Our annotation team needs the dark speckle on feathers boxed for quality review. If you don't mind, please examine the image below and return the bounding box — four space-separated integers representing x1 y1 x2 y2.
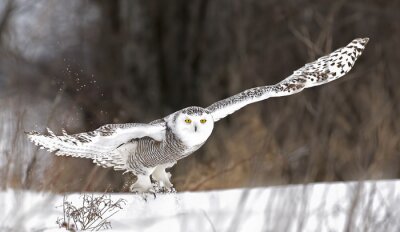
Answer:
206 38 368 120
26 38 369 176
181 106 210 116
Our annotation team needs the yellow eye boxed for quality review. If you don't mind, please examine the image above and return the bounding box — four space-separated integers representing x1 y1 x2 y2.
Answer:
200 119 207 124
185 119 192 124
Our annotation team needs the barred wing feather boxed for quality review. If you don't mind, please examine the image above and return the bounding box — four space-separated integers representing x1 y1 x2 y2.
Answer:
207 38 369 122
27 123 166 159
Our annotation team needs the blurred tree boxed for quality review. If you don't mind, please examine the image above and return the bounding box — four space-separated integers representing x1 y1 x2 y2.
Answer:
1 0 399 192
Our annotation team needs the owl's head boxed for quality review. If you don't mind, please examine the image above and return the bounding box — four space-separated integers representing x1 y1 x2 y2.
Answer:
169 106 214 147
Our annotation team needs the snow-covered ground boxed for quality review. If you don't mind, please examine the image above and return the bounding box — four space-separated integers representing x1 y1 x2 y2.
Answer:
1 180 400 232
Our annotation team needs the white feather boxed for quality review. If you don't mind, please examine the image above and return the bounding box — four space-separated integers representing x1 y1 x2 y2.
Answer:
207 38 369 122
27 123 166 159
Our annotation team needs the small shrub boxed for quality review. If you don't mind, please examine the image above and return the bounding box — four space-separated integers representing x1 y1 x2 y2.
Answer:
56 193 126 231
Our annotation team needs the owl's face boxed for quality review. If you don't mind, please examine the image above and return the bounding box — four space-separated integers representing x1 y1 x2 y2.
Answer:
171 107 214 147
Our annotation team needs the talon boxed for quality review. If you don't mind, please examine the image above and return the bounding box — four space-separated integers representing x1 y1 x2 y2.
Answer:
170 187 176 193
130 186 155 194
157 186 176 194
142 194 148 202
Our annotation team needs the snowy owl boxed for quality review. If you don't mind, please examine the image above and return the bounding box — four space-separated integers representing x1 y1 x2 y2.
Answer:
27 38 369 193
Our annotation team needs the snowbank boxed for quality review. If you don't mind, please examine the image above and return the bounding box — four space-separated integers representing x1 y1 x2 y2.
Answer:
1 180 400 231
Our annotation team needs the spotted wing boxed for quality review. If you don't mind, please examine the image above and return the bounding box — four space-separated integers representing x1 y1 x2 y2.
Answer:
207 38 369 122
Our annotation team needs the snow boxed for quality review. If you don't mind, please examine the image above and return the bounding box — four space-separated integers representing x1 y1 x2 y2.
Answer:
1 180 400 232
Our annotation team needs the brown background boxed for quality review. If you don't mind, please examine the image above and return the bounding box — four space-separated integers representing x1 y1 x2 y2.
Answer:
0 0 399 192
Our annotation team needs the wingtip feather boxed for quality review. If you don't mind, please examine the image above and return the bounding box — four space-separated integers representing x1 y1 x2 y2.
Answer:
351 37 370 50
354 37 369 43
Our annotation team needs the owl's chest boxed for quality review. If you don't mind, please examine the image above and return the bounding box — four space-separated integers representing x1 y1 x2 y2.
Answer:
133 135 189 163
160 132 193 159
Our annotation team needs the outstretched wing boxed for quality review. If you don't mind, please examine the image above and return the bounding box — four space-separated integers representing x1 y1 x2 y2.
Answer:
27 122 166 159
207 38 369 122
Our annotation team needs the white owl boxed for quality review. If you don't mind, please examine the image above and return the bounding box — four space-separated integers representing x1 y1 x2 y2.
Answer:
27 38 369 193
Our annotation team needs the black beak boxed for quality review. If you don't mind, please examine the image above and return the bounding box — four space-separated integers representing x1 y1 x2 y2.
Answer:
194 125 197 132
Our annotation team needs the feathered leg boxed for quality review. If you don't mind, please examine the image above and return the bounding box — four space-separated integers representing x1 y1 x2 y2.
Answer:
130 166 157 193
152 162 176 190
130 174 154 193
